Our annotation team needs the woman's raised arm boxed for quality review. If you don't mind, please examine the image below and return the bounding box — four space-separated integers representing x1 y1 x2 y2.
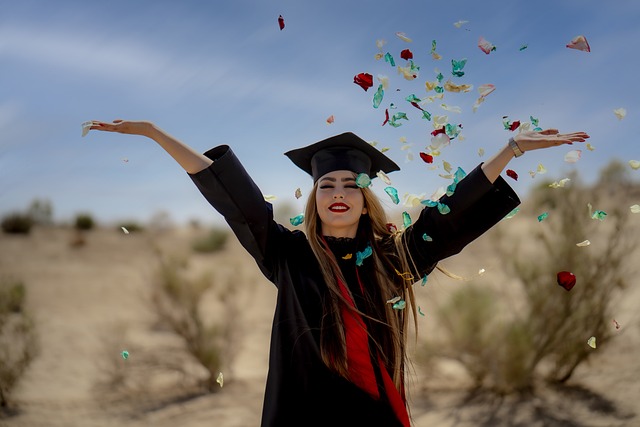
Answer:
88 120 212 174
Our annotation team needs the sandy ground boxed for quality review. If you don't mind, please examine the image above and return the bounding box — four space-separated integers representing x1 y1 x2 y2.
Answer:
0 223 638 427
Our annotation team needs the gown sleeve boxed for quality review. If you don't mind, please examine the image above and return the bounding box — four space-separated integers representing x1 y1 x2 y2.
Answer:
403 164 521 277
188 144 282 279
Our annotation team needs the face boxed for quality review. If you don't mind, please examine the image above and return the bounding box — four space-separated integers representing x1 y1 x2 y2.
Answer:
315 170 367 238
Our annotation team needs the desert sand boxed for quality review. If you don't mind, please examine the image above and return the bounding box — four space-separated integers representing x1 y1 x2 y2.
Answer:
1 218 638 427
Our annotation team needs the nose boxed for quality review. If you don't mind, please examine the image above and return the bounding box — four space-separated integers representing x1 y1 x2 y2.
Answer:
332 189 344 199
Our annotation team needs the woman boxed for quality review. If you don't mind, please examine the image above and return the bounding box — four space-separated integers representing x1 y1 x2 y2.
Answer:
88 120 588 426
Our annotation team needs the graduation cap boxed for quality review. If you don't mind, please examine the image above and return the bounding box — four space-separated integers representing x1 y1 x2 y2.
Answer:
284 132 400 182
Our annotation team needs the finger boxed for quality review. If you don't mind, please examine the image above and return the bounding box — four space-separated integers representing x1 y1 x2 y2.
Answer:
539 128 559 135
113 119 123 124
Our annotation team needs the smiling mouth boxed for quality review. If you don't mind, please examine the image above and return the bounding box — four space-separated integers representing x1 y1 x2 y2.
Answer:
329 203 350 212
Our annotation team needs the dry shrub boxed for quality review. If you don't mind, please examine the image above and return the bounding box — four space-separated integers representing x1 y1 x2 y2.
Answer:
421 165 638 394
0 277 38 411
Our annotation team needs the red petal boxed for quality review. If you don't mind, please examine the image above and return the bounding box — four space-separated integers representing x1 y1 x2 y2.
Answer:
506 169 518 180
386 223 398 233
509 120 521 131
410 101 424 111
278 15 285 30
431 126 446 136
354 73 374 91
400 49 413 60
557 271 577 291
419 152 434 163
382 109 389 126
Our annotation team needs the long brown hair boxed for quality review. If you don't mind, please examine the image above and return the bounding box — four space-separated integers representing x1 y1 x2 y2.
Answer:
304 176 420 393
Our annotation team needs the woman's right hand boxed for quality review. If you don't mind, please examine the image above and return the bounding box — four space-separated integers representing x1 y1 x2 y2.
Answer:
88 119 154 137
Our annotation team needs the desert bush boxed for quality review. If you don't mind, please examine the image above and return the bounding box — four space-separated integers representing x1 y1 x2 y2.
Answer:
191 228 228 253
0 277 38 410
421 166 637 393
1 213 33 235
74 213 95 231
150 254 240 391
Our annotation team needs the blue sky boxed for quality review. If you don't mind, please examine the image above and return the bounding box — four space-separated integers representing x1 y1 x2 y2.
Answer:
1 0 638 226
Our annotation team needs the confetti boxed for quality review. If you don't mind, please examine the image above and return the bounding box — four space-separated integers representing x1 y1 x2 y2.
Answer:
631 205 640 214
430 132 450 149
564 150 582 163
354 73 374 91
419 152 434 164
81 121 94 137
216 372 224 387
355 245 373 266
506 169 518 180
613 108 627 120
264 195 277 202
294 188 302 199
387 296 402 304
326 115 335 124
373 84 385 108
576 240 591 247
537 212 549 222
549 178 571 188
418 306 425 316
384 52 396 67
612 319 621 330
400 49 413 60
402 211 412 228
278 15 285 30
384 186 400 204
519 44 528 51
421 199 450 214
376 170 392 185
290 214 304 226
478 268 486 275
421 275 428 286
451 58 467 77
557 271 577 291
422 233 433 242
386 223 398 233
356 173 372 188
396 32 412 42
629 160 640 170
504 207 520 219
587 336 596 349
342 253 353 260
566 35 590 52
478 36 496 54
591 210 607 221
121 227 129 234
121 350 129 360
392 300 407 310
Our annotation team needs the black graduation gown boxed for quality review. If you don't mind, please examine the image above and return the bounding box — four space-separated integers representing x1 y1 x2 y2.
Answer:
189 144 520 427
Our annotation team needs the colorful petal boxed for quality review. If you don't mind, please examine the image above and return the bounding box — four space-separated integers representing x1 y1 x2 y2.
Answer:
356 245 373 266
587 336 596 349
631 204 640 214
295 188 302 199
613 108 627 120
384 186 400 204
400 49 413 60
396 32 412 42
629 160 640 170
478 36 497 54
453 20 469 28
290 213 305 226
557 271 577 291
373 84 384 108
376 170 392 185
356 173 372 188
402 211 412 228
216 372 224 387
278 15 285 30
419 152 434 163
392 300 407 310
566 35 590 52
354 73 373 91
576 240 591 247
564 150 582 163
384 52 396 67
326 115 335 124
549 178 571 188
506 169 518 180
538 212 549 222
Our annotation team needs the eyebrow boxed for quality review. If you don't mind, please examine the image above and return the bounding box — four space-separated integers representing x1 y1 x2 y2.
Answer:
319 176 356 183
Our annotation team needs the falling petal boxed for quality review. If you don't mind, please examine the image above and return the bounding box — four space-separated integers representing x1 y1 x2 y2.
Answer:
376 170 392 185
613 108 627 120
264 195 277 202
376 39 386 50
121 350 130 360
386 223 398 233
392 300 407 310
421 275 428 286
121 227 130 235
402 211 412 228
290 214 305 226
587 336 596 349
506 169 518 180
384 52 396 66
396 32 412 42
387 296 402 304
342 253 353 260
377 74 390 90
216 372 224 387
566 35 590 52
373 84 385 108
505 207 520 219
294 188 302 199
81 121 94 137
326 115 335 124
356 173 372 188
591 210 607 221
278 15 285 30
629 160 640 170
453 20 469 28
430 133 450 149
419 152 434 164
422 233 433 242
354 73 374 91
478 268 486 275
612 319 621 330
478 36 497 54
440 104 462 113
576 240 591 247
564 150 582 163
400 49 413 60
549 178 571 188
451 58 467 77
385 187 400 204
356 245 373 266
557 271 577 291
586 143 596 151
538 212 549 222
478 148 485 156
519 44 528 51
630 204 640 214
418 306 425 316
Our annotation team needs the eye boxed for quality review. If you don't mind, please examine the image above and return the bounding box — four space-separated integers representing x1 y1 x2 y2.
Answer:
345 184 359 189
319 185 334 189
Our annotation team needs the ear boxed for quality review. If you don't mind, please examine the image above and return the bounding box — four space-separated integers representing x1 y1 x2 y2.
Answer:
362 207 368 215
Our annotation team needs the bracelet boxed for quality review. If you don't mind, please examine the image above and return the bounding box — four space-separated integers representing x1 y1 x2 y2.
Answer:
508 138 524 157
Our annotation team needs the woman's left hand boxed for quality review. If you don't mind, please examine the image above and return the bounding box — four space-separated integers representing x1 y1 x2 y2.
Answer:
514 129 590 153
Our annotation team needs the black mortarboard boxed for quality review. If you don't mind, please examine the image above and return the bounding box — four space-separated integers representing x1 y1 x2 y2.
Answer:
284 132 400 182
